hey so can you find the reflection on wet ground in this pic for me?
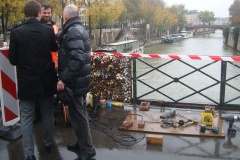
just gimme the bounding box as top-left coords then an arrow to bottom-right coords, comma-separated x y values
0,105 -> 240,160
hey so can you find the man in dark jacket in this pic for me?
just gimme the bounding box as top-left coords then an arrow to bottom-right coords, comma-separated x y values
57,4 -> 95,160
8,1 -> 58,160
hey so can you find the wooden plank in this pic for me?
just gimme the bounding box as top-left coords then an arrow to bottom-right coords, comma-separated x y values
122,121 -> 133,130
146,134 -> 163,145
123,110 -> 225,138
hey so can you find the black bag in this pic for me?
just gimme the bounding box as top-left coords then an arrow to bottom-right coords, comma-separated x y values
57,86 -> 74,104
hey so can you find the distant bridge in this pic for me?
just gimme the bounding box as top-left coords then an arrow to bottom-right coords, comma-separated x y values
185,25 -> 225,35
186,25 -> 224,31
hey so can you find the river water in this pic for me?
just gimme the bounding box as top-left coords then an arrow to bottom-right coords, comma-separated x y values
136,30 -> 240,104
144,30 -> 240,56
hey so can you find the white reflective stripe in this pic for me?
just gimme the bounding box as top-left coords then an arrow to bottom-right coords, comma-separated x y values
2,89 -> 19,117
0,53 -> 15,81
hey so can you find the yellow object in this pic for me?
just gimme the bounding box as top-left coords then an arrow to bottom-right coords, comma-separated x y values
201,112 -> 214,126
89,93 -> 93,108
111,101 -> 123,108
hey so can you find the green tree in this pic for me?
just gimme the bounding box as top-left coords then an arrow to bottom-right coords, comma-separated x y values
139,0 -> 177,38
168,4 -> 187,32
198,10 -> 215,26
118,6 -> 128,29
229,0 -> 240,25
0,0 -> 27,41
122,0 -> 142,27
90,0 -> 123,46
75,0 -> 95,37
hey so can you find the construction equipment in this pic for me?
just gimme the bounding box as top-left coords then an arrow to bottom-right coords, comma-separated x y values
221,115 -> 240,134
177,113 -> 198,127
182,118 -> 198,127
160,109 -> 177,119
201,112 -> 214,126
200,124 -> 219,134
161,119 -> 179,128
178,118 -> 198,127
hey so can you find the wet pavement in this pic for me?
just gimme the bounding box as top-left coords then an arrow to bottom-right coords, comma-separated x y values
0,105 -> 240,160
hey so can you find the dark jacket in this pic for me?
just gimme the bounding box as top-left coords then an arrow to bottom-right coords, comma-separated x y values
8,18 -> 58,100
58,17 -> 91,96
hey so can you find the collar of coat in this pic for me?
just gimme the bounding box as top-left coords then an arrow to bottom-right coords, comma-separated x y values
59,16 -> 83,43
14,18 -> 40,29
23,18 -> 40,25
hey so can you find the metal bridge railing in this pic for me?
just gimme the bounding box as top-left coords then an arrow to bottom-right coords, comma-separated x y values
132,57 -> 240,110
91,51 -> 240,110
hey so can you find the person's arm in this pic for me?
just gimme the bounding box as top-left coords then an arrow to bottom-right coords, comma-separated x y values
50,30 -> 58,52
8,31 -> 19,65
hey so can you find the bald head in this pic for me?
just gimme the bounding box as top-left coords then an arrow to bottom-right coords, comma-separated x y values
63,4 -> 79,20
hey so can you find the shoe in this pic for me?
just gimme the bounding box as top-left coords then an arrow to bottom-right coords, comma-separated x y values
67,142 -> 80,150
25,155 -> 36,160
45,144 -> 52,153
75,147 -> 96,160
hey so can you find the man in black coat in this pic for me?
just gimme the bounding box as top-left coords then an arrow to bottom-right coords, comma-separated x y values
8,1 -> 58,160
57,4 -> 95,160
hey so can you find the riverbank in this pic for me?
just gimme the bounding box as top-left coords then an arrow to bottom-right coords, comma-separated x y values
144,39 -> 163,48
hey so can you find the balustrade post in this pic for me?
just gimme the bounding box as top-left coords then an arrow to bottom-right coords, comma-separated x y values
132,57 -> 137,108
219,61 -> 227,114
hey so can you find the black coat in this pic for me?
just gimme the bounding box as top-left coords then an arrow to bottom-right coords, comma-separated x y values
58,17 -> 91,96
8,18 -> 58,100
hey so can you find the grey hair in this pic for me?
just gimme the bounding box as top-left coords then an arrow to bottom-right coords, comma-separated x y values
64,4 -> 79,18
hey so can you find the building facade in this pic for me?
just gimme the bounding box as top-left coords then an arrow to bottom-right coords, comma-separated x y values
185,10 -> 201,26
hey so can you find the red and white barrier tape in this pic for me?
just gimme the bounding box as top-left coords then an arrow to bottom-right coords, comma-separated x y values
92,52 -> 240,62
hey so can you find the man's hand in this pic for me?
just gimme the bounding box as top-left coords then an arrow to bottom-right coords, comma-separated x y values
57,80 -> 65,91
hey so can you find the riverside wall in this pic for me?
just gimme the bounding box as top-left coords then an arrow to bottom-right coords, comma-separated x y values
227,28 -> 240,51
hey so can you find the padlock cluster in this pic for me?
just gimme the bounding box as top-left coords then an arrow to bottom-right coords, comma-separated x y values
90,54 -> 132,102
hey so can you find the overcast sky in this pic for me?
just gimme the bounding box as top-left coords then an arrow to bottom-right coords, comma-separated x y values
165,0 -> 235,18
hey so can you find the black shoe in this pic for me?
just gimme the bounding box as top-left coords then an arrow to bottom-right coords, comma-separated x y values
45,144 -> 52,153
75,147 -> 96,160
67,143 -> 80,150
25,155 -> 36,160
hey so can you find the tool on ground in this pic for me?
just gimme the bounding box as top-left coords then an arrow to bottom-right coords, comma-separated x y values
182,118 -> 198,127
221,115 -> 240,134
201,112 -> 214,126
177,113 -> 198,127
160,109 -> 177,119
200,124 -> 219,134
178,120 -> 185,126
161,119 -> 179,128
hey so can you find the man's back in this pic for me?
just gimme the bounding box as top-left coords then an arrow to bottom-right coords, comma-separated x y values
9,18 -> 58,100
9,18 -> 57,68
